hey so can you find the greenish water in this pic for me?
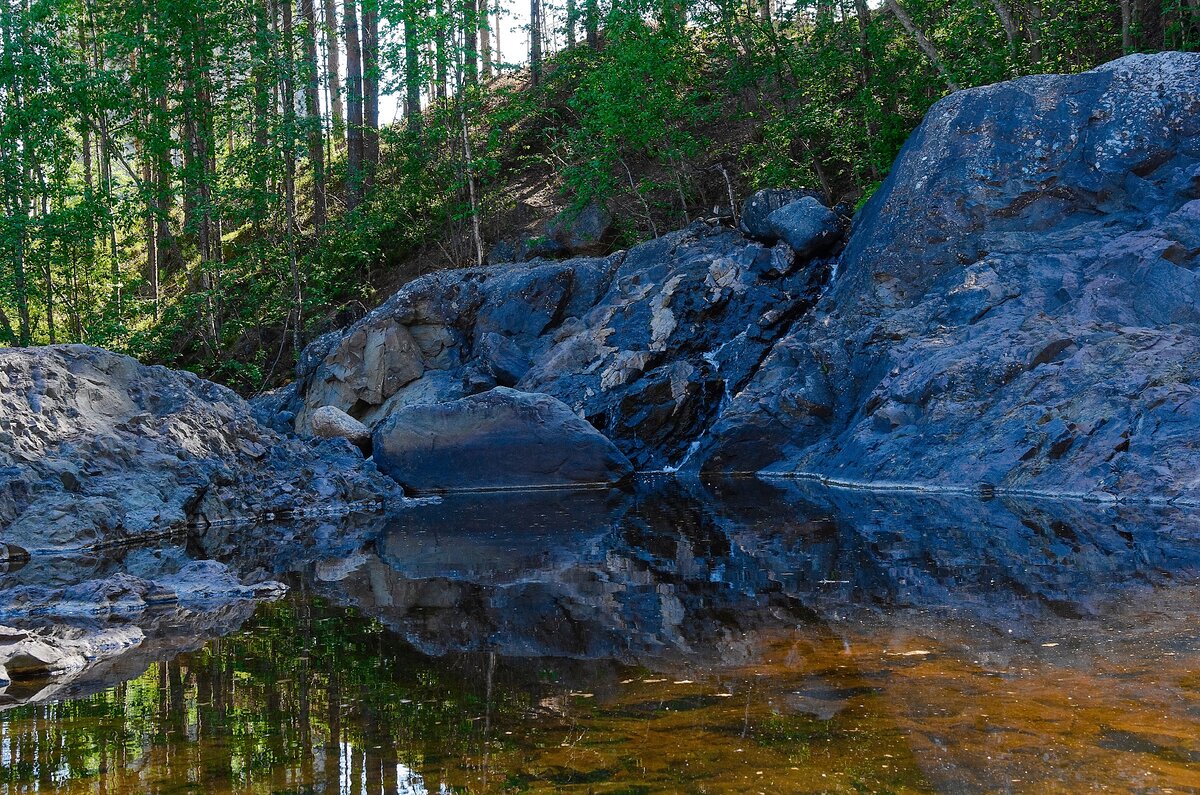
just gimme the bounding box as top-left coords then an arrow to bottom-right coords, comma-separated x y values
3,480 -> 1200,793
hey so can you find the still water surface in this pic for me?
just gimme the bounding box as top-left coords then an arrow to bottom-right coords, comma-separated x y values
2,478 -> 1200,793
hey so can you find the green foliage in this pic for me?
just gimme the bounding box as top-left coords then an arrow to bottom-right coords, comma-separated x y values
1,0 -> 1195,389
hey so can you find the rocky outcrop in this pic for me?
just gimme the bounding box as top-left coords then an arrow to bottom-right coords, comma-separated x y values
373,387 -> 634,492
277,221 -> 836,473
0,345 -> 401,552
258,54 -> 1200,503
697,52 -> 1200,503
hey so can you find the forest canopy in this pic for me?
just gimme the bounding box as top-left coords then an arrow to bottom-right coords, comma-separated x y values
1,0 -> 1196,389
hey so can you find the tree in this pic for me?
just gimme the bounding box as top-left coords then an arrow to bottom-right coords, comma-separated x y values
344,0 -> 365,208
323,0 -> 346,148
301,0 -> 329,226
530,0 -> 542,85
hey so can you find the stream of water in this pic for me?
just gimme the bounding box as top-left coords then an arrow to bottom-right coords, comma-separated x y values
2,477 -> 1199,793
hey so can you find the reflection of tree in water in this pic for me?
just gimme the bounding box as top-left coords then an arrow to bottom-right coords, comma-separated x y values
6,480 -> 1200,792
0,596 -> 545,793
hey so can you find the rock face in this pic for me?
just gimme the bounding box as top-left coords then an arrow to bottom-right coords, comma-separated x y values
373,387 -> 634,492
278,221 -> 835,472
261,53 -> 1200,502
0,345 -> 401,551
698,52 -> 1200,502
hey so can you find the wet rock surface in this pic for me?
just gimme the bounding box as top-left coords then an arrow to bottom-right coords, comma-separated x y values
698,52 -> 1200,502
0,345 -> 402,552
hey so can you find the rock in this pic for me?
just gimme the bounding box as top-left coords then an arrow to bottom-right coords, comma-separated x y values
0,630 -> 93,678
474,332 -> 532,387
739,188 -> 822,241
0,557 -> 286,620
372,387 -> 634,492
765,197 -> 842,258
277,223 -> 833,471
0,544 -> 29,574
492,201 -> 616,263
309,405 -> 372,454
0,345 -> 402,552
697,52 -> 1200,502
543,200 -> 614,255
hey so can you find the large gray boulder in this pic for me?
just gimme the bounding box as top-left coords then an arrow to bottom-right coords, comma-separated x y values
372,387 -> 633,492
309,405 -> 372,454
275,220 -> 833,471
697,52 -> 1200,503
0,345 -> 400,551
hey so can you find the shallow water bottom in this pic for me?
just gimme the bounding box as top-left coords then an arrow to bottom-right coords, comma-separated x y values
2,478 -> 1200,793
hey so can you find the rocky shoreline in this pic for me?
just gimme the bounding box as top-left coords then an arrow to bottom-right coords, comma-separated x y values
1,52 -> 1199,697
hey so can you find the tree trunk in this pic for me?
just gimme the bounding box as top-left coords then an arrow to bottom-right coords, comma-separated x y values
530,0 -> 542,86
493,0 -> 503,61
883,0 -> 960,91
1027,0 -> 1042,63
435,0 -> 449,99
403,0 -> 423,130
989,0 -> 1018,53
362,0 -> 380,179
853,0 -> 872,69
464,0 -> 479,84
1121,0 -> 1134,49
344,0 -> 365,209
567,0 -> 577,46
283,0 -> 305,355
302,0 -> 328,227
585,0 -> 598,47
480,0 -> 492,78
323,0 -> 346,148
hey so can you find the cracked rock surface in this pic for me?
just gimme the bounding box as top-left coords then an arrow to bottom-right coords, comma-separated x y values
0,345 -> 402,552
696,53 -> 1200,503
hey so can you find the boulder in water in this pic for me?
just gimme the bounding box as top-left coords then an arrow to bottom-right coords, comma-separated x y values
698,52 -> 1200,503
372,387 -> 634,492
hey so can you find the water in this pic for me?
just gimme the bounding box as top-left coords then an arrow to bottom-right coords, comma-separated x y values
3,477 -> 1200,793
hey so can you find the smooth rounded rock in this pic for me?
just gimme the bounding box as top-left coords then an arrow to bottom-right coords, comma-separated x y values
310,405 -> 372,453
372,387 -> 634,493
738,188 -> 822,241
765,197 -> 841,258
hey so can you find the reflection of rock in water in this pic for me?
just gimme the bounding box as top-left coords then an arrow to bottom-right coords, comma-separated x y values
7,476 -> 1200,713
305,477 -> 1200,672
0,600 -> 266,709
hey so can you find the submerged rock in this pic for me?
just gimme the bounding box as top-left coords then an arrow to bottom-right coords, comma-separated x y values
0,345 -> 400,551
373,387 -> 634,492
699,52 -> 1200,502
